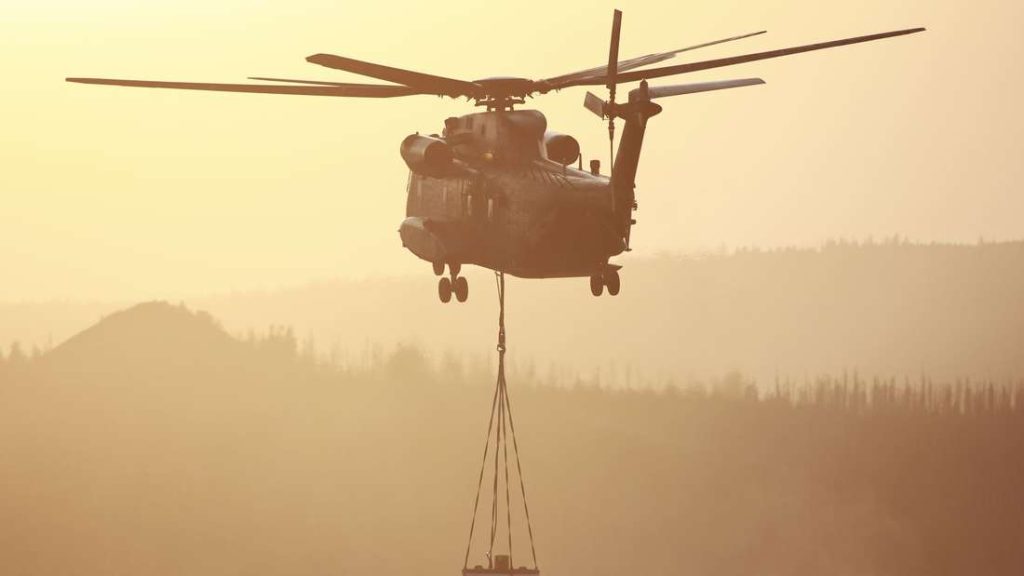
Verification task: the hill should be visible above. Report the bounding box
[41,302,241,376]
[3,241,1024,385]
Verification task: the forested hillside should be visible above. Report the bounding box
[2,302,1021,576]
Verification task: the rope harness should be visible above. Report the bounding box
[463,272,539,574]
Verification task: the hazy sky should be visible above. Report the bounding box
[2,0,1022,300]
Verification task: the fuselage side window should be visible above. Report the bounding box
[406,175,421,215]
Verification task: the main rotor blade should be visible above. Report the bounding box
[306,53,479,97]
[247,76,372,86]
[617,30,768,76]
[66,77,425,97]
[544,30,766,87]
[635,78,765,101]
[563,27,926,88]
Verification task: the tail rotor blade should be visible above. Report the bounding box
[584,91,607,118]
[604,9,622,240]
[607,9,623,93]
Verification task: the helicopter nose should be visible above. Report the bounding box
[399,217,448,264]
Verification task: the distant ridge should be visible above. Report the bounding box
[5,241,1024,384]
[194,241,1024,384]
[42,301,242,377]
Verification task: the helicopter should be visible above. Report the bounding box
[68,10,923,303]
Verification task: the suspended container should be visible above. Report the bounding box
[463,555,539,576]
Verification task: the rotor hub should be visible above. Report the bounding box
[471,77,537,110]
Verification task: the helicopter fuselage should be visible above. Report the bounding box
[399,109,627,279]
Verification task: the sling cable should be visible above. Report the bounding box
[463,272,539,576]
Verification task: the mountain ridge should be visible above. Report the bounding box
[3,241,1024,384]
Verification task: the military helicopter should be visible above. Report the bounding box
[68,10,923,303]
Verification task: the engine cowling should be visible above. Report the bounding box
[543,131,580,165]
[400,134,453,177]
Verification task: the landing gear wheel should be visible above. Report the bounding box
[590,275,604,297]
[438,277,453,303]
[449,262,462,277]
[605,270,620,296]
[432,261,445,276]
[454,276,469,302]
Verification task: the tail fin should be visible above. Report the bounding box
[608,78,764,247]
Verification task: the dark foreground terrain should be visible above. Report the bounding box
[2,302,1022,575]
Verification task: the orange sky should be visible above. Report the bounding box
[2,0,1021,300]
